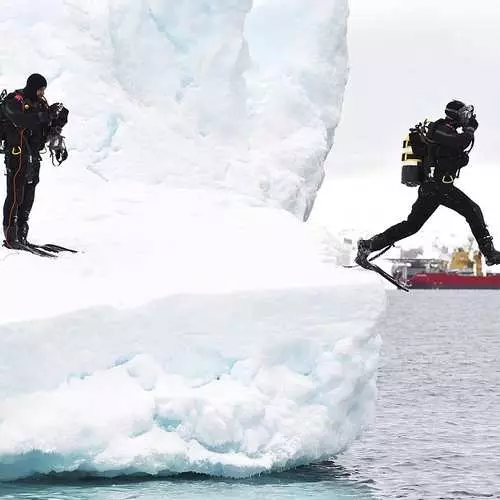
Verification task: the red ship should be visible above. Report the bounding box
[390,249,500,289]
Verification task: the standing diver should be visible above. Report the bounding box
[1,73,68,249]
[356,100,500,267]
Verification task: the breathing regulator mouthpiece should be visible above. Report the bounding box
[457,104,474,125]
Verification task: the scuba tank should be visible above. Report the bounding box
[401,120,433,187]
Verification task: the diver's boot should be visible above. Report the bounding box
[18,221,29,246]
[3,223,21,249]
[479,236,500,265]
[355,239,373,268]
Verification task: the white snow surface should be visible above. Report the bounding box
[0,0,387,481]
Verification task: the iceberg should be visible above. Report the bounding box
[0,0,386,481]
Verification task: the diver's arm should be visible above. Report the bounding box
[432,122,474,150]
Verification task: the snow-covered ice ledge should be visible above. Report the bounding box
[0,182,384,480]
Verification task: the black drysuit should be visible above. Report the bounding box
[369,118,491,252]
[2,90,54,243]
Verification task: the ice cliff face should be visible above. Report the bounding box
[245,0,349,218]
[0,0,348,219]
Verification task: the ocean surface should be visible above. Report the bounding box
[1,290,499,499]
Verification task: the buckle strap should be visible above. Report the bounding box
[441,175,454,184]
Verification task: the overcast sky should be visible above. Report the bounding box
[315,0,500,243]
[329,0,500,176]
